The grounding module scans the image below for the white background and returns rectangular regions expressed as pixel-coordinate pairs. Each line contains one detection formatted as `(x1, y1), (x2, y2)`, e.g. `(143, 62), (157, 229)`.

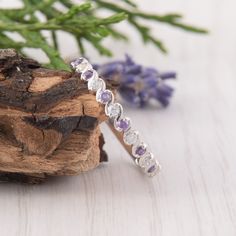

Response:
(0, 0), (236, 235)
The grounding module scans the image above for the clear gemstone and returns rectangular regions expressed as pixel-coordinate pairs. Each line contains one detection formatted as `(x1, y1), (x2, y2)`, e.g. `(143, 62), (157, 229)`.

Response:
(88, 78), (104, 91)
(106, 103), (122, 118)
(123, 130), (139, 145)
(97, 90), (112, 104)
(114, 117), (131, 132)
(138, 153), (155, 168)
(71, 57), (91, 72)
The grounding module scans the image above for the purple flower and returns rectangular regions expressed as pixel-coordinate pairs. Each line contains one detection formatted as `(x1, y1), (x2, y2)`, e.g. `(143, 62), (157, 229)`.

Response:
(94, 55), (176, 107)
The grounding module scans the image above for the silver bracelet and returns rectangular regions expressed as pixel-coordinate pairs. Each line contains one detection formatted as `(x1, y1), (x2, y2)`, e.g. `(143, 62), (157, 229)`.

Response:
(71, 57), (161, 177)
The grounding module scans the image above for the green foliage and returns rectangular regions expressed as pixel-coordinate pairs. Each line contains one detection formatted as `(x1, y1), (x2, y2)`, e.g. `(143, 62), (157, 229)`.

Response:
(0, 0), (208, 70)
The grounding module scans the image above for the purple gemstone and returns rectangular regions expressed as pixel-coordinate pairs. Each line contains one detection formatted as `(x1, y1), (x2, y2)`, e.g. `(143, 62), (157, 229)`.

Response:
(135, 146), (146, 156)
(100, 90), (112, 103)
(83, 70), (93, 80)
(147, 165), (157, 173)
(71, 58), (83, 68)
(116, 118), (130, 131)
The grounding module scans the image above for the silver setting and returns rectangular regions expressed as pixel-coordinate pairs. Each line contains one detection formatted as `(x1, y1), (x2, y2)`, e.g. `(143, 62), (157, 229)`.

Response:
(123, 130), (139, 145)
(132, 142), (147, 158)
(71, 57), (161, 177)
(114, 117), (131, 132)
(145, 161), (161, 177)
(81, 69), (98, 81)
(138, 152), (155, 168)
(88, 77), (105, 91)
(96, 89), (114, 104)
(105, 102), (123, 119)
(71, 57), (92, 73)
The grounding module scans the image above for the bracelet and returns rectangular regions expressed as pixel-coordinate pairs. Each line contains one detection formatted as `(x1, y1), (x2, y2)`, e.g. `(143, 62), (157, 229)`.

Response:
(71, 57), (161, 177)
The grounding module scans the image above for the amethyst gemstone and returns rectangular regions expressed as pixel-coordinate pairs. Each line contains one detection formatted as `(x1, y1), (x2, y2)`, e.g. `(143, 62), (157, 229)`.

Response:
(83, 70), (93, 80)
(100, 90), (112, 103)
(147, 165), (157, 173)
(135, 146), (146, 156)
(71, 58), (83, 68)
(116, 118), (130, 131)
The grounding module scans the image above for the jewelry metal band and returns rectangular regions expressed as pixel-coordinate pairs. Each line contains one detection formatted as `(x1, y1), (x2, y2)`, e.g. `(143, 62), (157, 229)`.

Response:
(71, 57), (161, 177)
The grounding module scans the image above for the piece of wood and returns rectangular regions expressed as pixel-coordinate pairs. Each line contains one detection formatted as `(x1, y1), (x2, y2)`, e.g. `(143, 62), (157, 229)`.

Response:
(0, 49), (110, 183)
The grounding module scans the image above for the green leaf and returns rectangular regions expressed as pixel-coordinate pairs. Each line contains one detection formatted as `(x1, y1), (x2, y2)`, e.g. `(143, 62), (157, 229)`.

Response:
(0, 0), (208, 69)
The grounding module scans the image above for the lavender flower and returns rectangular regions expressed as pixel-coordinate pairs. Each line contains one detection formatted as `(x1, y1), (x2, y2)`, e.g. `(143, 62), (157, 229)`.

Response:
(94, 55), (176, 107)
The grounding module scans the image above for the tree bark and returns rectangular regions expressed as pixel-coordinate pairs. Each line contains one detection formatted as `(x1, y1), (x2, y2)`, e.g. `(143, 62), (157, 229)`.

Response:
(0, 49), (112, 183)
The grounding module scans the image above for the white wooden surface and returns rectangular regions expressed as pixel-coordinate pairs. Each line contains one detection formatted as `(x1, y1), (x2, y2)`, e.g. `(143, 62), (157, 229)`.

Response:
(1, 0), (236, 235)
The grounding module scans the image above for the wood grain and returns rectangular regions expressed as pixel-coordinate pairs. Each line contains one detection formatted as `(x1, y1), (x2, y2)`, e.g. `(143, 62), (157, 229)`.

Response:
(0, 49), (109, 182)
(0, 0), (236, 235)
